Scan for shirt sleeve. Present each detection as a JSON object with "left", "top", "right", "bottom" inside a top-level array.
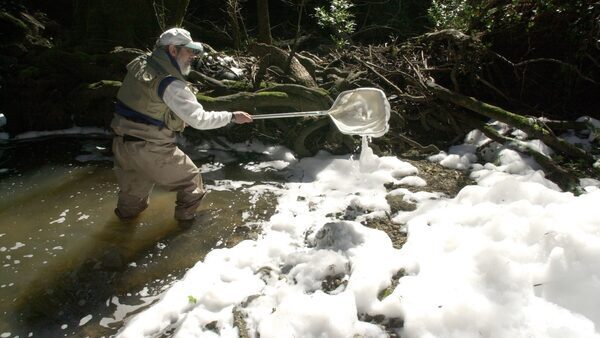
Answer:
[{"left": 162, "top": 79, "right": 233, "bottom": 130}]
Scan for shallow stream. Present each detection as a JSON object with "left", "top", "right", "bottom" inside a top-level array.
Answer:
[{"left": 0, "top": 136, "right": 279, "bottom": 337}]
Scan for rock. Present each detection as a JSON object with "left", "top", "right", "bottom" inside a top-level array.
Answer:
[
  {"left": 386, "top": 194, "right": 417, "bottom": 213},
  {"left": 66, "top": 80, "right": 121, "bottom": 128}
]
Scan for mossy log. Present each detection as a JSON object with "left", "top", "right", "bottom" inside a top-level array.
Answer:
[
  {"left": 458, "top": 112, "right": 579, "bottom": 191},
  {"left": 425, "top": 80, "right": 593, "bottom": 164},
  {"left": 197, "top": 84, "right": 331, "bottom": 112}
]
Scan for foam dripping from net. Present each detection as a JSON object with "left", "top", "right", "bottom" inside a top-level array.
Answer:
[{"left": 359, "top": 136, "right": 379, "bottom": 173}]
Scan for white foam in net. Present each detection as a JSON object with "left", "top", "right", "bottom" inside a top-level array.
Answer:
[{"left": 328, "top": 88, "right": 390, "bottom": 137}]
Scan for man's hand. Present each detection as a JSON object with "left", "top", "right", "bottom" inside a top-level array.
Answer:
[{"left": 231, "top": 111, "right": 253, "bottom": 124}]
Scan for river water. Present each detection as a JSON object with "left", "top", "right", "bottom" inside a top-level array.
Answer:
[{"left": 0, "top": 136, "right": 279, "bottom": 337}]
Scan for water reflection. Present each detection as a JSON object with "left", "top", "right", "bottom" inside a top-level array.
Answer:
[
  {"left": 16, "top": 216, "right": 138, "bottom": 335},
  {"left": 0, "top": 137, "right": 278, "bottom": 337}
]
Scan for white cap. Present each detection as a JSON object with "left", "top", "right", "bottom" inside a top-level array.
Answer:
[{"left": 157, "top": 28, "right": 203, "bottom": 52}]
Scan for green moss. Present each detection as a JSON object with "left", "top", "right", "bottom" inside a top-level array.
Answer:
[
  {"left": 259, "top": 81, "right": 277, "bottom": 89},
  {"left": 377, "top": 286, "right": 394, "bottom": 300},
  {"left": 254, "top": 91, "right": 289, "bottom": 98},
  {"left": 73, "top": 50, "right": 94, "bottom": 63},
  {"left": 88, "top": 80, "right": 121, "bottom": 89},
  {"left": 196, "top": 94, "right": 217, "bottom": 102},
  {"left": 221, "top": 80, "right": 253, "bottom": 91},
  {"left": 19, "top": 66, "right": 41, "bottom": 78}
]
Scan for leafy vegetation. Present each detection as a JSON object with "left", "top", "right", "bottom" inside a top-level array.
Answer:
[
  {"left": 429, "top": 0, "right": 598, "bottom": 35},
  {"left": 314, "top": 0, "right": 357, "bottom": 49}
]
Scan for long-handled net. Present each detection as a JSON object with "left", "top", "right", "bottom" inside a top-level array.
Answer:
[{"left": 252, "top": 88, "right": 390, "bottom": 137}]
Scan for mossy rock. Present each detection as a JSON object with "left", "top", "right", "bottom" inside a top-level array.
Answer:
[
  {"left": 18, "top": 66, "right": 41, "bottom": 79},
  {"left": 66, "top": 80, "right": 121, "bottom": 128},
  {"left": 34, "top": 48, "right": 102, "bottom": 82}
]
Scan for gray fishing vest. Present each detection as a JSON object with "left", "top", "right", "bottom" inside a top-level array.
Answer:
[{"left": 117, "top": 48, "right": 188, "bottom": 131}]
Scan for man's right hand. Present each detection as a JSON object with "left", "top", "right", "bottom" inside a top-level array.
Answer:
[{"left": 231, "top": 111, "right": 253, "bottom": 124}]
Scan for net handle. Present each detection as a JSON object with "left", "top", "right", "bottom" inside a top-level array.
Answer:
[{"left": 252, "top": 110, "right": 328, "bottom": 119}]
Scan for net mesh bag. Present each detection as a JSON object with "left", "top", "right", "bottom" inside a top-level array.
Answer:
[{"left": 327, "top": 88, "right": 390, "bottom": 137}]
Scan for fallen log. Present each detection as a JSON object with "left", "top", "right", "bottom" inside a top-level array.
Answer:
[
  {"left": 467, "top": 117, "right": 578, "bottom": 191},
  {"left": 425, "top": 80, "right": 594, "bottom": 164},
  {"left": 197, "top": 84, "right": 330, "bottom": 112}
]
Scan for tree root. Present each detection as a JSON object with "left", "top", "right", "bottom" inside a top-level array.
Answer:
[{"left": 248, "top": 42, "right": 317, "bottom": 88}]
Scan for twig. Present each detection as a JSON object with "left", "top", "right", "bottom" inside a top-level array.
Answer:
[
  {"left": 395, "top": 134, "right": 440, "bottom": 153},
  {"left": 353, "top": 56, "right": 426, "bottom": 101},
  {"left": 476, "top": 75, "right": 512, "bottom": 102}
]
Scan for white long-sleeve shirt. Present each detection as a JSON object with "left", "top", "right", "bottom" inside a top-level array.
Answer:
[{"left": 162, "top": 80, "right": 233, "bottom": 130}]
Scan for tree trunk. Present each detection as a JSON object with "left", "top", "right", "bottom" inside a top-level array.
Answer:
[
  {"left": 257, "top": 0, "right": 272, "bottom": 44},
  {"left": 227, "top": 0, "right": 242, "bottom": 50}
]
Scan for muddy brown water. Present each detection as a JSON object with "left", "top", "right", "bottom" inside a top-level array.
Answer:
[{"left": 0, "top": 136, "right": 279, "bottom": 337}]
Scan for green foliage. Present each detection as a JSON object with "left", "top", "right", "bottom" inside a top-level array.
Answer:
[
  {"left": 427, "top": 0, "right": 600, "bottom": 80},
  {"left": 314, "top": 0, "right": 356, "bottom": 49},
  {"left": 429, "top": 0, "right": 599, "bottom": 40},
  {"left": 428, "top": 0, "right": 472, "bottom": 31},
  {"left": 188, "top": 295, "right": 197, "bottom": 304}
]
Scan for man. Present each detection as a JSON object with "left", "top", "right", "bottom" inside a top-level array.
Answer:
[{"left": 111, "top": 27, "right": 253, "bottom": 222}]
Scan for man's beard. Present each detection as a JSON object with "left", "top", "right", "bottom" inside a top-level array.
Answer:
[{"left": 176, "top": 54, "right": 191, "bottom": 75}]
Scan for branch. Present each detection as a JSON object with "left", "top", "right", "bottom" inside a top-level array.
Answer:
[{"left": 512, "top": 57, "right": 596, "bottom": 84}]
